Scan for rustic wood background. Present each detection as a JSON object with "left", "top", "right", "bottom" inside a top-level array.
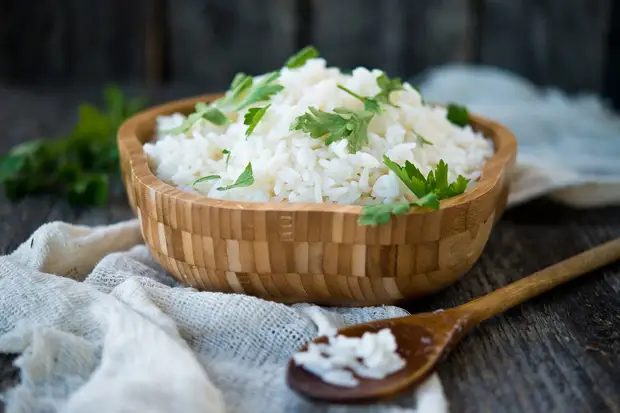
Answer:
[{"left": 1, "top": 0, "right": 619, "bottom": 107}]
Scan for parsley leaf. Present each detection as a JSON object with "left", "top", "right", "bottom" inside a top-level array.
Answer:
[
  {"left": 234, "top": 72, "right": 284, "bottom": 111},
  {"left": 168, "top": 104, "right": 230, "bottom": 135},
  {"left": 337, "top": 85, "right": 382, "bottom": 114},
  {"left": 359, "top": 159, "right": 470, "bottom": 226},
  {"left": 383, "top": 155, "right": 426, "bottom": 197},
  {"left": 192, "top": 175, "right": 221, "bottom": 186},
  {"left": 244, "top": 105, "right": 270, "bottom": 137},
  {"left": 333, "top": 108, "right": 373, "bottom": 152},
  {"left": 374, "top": 73, "right": 404, "bottom": 106},
  {"left": 446, "top": 103, "right": 469, "bottom": 127},
  {"left": 411, "top": 191, "right": 439, "bottom": 210},
  {"left": 291, "top": 107, "right": 373, "bottom": 153},
  {"left": 67, "top": 173, "right": 109, "bottom": 206},
  {"left": 222, "top": 149, "right": 231, "bottom": 169},
  {"left": 413, "top": 131, "right": 433, "bottom": 146},
  {"left": 383, "top": 156, "right": 470, "bottom": 207},
  {"left": 291, "top": 107, "right": 349, "bottom": 144},
  {"left": 216, "top": 73, "right": 254, "bottom": 109},
  {"left": 217, "top": 163, "right": 254, "bottom": 191},
  {"left": 0, "top": 85, "right": 145, "bottom": 205},
  {"left": 285, "top": 46, "right": 320, "bottom": 68},
  {"left": 231, "top": 72, "right": 252, "bottom": 90},
  {"left": 358, "top": 202, "right": 411, "bottom": 226}
]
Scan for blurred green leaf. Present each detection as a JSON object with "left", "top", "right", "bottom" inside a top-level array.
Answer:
[{"left": 0, "top": 85, "right": 146, "bottom": 206}]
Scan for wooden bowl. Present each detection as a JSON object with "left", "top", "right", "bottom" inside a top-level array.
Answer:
[{"left": 118, "top": 94, "right": 517, "bottom": 306}]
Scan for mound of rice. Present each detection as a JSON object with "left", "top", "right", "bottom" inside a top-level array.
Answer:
[{"left": 144, "top": 58, "right": 494, "bottom": 205}]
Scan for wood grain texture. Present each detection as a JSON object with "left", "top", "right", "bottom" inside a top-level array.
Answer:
[
  {"left": 167, "top": 0, "right": 298, "bottom": 89},
  {"left": 311, "top": 0, "right": 474, "bottom": 76},
  {"left": 0, "top": 0, "right": 146, "bottom": 83},
  {"left": 118, "top": 94, "right": 517, "bottom": 306},
  {"left": 478, "top": 0, "right": 613, "bottom": 92},
  {"left": 0, "top": 86, "right": 618, "bottom": 412},
  {"left": 409, "top": 204, "right": 620, "bottom": 413},
  {"left": 2, "top": 0, "right": 620, "bottom": 106},
  {"left": 401, "top": 0, "right": 475, "bottom": 75}
]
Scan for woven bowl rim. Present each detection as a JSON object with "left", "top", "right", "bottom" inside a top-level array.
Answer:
[{"left": 118, "top": 93, "right": 517, "bottom": 215}]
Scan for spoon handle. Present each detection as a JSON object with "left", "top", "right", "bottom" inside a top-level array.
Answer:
[{"left": 458, "top": 237, "right": 620, "bottom": 326}]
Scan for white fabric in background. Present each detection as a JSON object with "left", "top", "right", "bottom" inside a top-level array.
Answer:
[
  {"left": 2, "top": 65, "right": 620, "bottom": 413},
  {"left": 420, "top": 64, "right": 620, "bottom": 208}
]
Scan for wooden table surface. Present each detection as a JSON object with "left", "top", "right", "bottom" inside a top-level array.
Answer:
[{"left": 0, "top": 86, "right": 619, "bottom": 413}]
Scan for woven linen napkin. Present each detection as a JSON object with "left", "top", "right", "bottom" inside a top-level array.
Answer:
[
  {"left": 420, "top": 64, "right": 620, "bottom": 208},
  {"left": 0, "top": 221, "right": 447, "bottom": 413},
  {"left": 1, "top": 65, "right": 620, "bottom": 413}
]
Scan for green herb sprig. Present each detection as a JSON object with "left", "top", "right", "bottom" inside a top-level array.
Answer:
[
  {"left": 233, "top": 72, "right": 283, "bottom": 111},
  {"left": 243, "top": 105, "right": 271, "bottom": 137},
  {"left": 359, "top": 157, "right": 470, "bottom": 226},
  {"left": 415, "top": 133, "right": 433, "bottom": 147},
  {"left": 291, "top": 106, "right": 373, "bottom": 153},
  {"left": 192, "top": 162, "right": 255, "bottom": 191},
  {"left": 285, "top": 46, "right": 320, "bottom": 69},
  {"left": 446, "top": 103, "right": 469, "bottom": 127},
  {"left": 374, "top": 73, "right": 404, "bottom": 107},
  {"left": 176, "top": 70, "right": 283, "bottom": 136},
  {"left": 217, "top": 163, "right": 254, "bottom": 191},
  {"left": 0, "top": 85, "right": 145, "bottom": 205},
  {"left": 168, "top": 103, "right": 230, "bottom": 135},
  {"left": 222, "top": 149, "right": 231, "bottom": 169},
  {"left": 337, "top": 85, "right": 382, "bottom": 114},
  {"left": 192, "top": 175, "right": 221, "bottom": 186}
]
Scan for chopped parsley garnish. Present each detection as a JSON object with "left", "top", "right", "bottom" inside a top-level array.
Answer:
[
  {"left": 359, "top": 157, "right": 470, "bottom": 226},
  {"left": 233, "top": 72, "right": 283, "bottom": 111},
  {"left": 414, "top": 132, "right": 433, "bottom": 147},
  {"left": 192, "top": 175, "right": 220, "bottom": 186},
  {"left": 167, "top": 103, "right": 230, "bottom": 135},
  {"left": 446, "top": 103, "right": 469, "bottom": 127},
  {"left": 243, "top": 105, "right": 270, "bottom": 137},
  {"left": 174, "top": 71, "right": 283, "bottom": 135},
  {"left": 285, "top": 45, "right": 320, "bottom": 69},
  {"left": 337, "top": 85, "right": 382, "bottom": 114},
  {"left": 222, "top": 149, "right": 231, "bottom": 169},
  {"left": 216, "top": 73, "right": 254, "bottom": 109},
  {"left": 291, "top": 106, "right": 373, "bottom": 153},
  {"left": 217, "top": 163, "right": 254, "bottom": 191},
  {"left": 374, "top": 73, "right": 404, "bottom": 107},
  {"left": 358, "top": 202, "right": 412, "bottom": 226}
]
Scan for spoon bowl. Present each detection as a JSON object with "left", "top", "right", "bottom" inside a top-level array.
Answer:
[
  {"left": 287, "top": 237, "right": 620, "bottom": 403},
  {"left": 287, "top": 312, "right": 466, "bottom": 403}
]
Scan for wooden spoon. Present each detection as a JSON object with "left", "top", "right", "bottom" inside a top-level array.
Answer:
[{"left": 287, "top": 237, "right": 620, "bottom": 404}]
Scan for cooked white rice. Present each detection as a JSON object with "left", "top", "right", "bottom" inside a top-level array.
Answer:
[
  {"left": 292, "top": 328, "right": 406, "bottom": 387},
  {"left": 144, "top": 58, "right": 494, "bottom": 205}
]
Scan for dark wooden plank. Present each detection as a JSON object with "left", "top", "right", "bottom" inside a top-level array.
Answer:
[
  {"left": 407, "top": 200, "right": 620, "bottom": 413},
  {"left": 167, "top": 0, "right": 298, "bottom": 90},
  {"left": 312, "top": 0, "right": 474, "bottom": 77},
  {"left": 311, "top": 0, "right": 403, "bottom": 74},
  {"left": 478, "top": 0, "right": 613, "bottom": 93},
  {"left": 0, "top": 0, "right": 146, "bottom": 84},
  {"left": 401, "top": 0, "right": 475, "bottom": 76}
]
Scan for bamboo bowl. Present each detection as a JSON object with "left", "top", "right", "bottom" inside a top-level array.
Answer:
[{"left": 118, "top": 94, "right": 517, "bottom": 306}]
